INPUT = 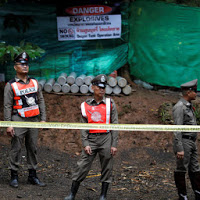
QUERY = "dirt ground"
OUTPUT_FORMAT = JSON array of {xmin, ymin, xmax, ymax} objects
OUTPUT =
[{"xmin": 0, "ymin": 82, "xmax": 200, "ymax": 200}]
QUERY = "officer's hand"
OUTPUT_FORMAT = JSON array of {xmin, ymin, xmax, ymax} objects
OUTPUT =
[
  {"xmin": 111, "ymin": 147, "xmax": 117, "ymax": 156},
  {"xmin": 7, "ymin": 127, "xmax": 15, "ymax": 137},
  {"xmin": 84, "ymin": 146, "xmax": 92, "ymax": 155},
  {"xmin": 177, "ymin": 151, "xmax": 184, "ymax": 159}
]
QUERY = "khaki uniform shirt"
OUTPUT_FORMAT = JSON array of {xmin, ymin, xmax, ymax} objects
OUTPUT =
[
  {"xmin": 81, "ymin": 97, "xmax": 118, "ymax": 148},
  {"xmin": 4, "ymin": 76, "xmax": 46, "ymax": 121},
  {"xmin": 173, "ymin": 98, "xmax": 197, "ymax": 152}
]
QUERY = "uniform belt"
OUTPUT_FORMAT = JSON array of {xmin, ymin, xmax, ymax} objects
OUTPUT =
[
  {"xmin": 89, "ymin": 132, "xmax": 109, "ymax": 136},
  {"xmin": 182, "ymin": 135, "xmax": 196, "ymax": 141}
]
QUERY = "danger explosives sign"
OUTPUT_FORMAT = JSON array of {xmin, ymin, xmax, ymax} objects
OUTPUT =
[
  {"xmin": 65, "ymin": 5, "xmax": 112, "ymax": 16},
  {"xmin": 57, "ymin": 3, "xmax": 121, "ymax": 41}
]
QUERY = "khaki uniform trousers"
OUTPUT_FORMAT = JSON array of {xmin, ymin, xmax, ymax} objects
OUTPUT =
[
  {"xmin": 9, "ymin": 114, "xmax": 39, "ymax": 171},
  {"xmin": 72, "ymin": 133, "xmax": 113, "ymax": 183},
  {"xmin": 175, "ymin": 138, "xmax": 200, "ymax": 173}
]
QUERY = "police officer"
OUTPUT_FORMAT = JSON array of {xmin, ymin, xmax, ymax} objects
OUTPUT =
[
  {"xmin": 173, "ymin": 79, "xmax": 200, "ymax": 200},
  {"xmin": 64, "ymin": 74, "xmax": 118, "ymax": 200},
  {"xmin": 4, "ymin": 52, "xmax": 46, "ymax": 188}
]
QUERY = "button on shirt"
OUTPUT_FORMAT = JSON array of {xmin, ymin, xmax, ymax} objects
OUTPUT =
[{"xmin": 81, "ymin": 97, "xmax": 118, "ymax": 148}]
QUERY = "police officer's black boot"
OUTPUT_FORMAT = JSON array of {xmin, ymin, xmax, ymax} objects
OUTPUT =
[
  {"xmin": 27, "ymin": 169, "xmax": 46, "ymax": 187},
  {"xmin": 99, "ymin": 182, "xmax": 109, "ymax": 200},
  {"xmin": 10, "ymin": 170, "xmax": 18, "ymax": 188},
  {"xmin": 174, "ymin": 172, "xmax": 188, "ymax": 200},
  {"xmin": 64, "ymin": 181, "xmax": 80, "ymax": 200},
  {"xmin": 189, "ymin": 171, "xmax": 200, "ymax": 200}
]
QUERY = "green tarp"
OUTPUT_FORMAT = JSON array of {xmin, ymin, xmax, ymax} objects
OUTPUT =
[
  {"xmin": 2, "ymin": 0, "xmax": 200, "ymax": 88},
  {"xmin": 0, "ymin": 1, "xmax": 129, "ymax": 81},
  {"xmin": 129, "ymin": 0, "xmax": 200, "ymax": 88}
]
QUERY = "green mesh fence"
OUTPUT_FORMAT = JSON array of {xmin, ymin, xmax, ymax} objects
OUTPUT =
[
  {"xmin": 2, "ymin": 0, "xmax": 200, "ymax": 87},
  {"xmin": 129, "ymin": 0, "xmax": 200, "ymax": 88},
  {"xmin": 0, "ymin": 1, "xmax": 129, "ymax": 81}
]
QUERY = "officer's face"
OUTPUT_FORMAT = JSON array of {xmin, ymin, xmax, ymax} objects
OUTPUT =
[
  {"xmin": 92, "ymin": 85, "xmax": 105, "ymax": 98},
  {"xmin": 14, "ymin": 63, "xmax": 29, "ymax": 74},
  {"xmin": 188, "ymin": 90, "xmax": 197, "ymax": 101}
]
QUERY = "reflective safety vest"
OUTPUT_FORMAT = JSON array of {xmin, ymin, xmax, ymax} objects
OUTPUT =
[
  {"xmin": 81, "ymin": 98, "xmax": 111, "ymax": 133},
  {"xmin": 10, "ymin": 78, "xmax": 40, "ymax": 118}
]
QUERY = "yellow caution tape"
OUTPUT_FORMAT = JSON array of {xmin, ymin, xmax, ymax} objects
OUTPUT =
[
  {"xmin": 86, "ymin": 173, "xmax": 101, "ymax": 178},
  {"xmin": 0, "ymin": 121, "xmax": 200, "ymax": 132}
]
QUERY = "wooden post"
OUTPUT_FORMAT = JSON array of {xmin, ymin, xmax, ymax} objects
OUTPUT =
[{"xmin": 44, "ymin": 78, "xmax": 55, "ymax": 93}]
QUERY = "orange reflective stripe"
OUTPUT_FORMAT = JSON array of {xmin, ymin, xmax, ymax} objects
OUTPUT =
[
  {"xmin": 14, "ymin": 96, "xmax": 20, "ymax": 100},
  {"xmin": 89, "ymin": 129, "xmax": 107, "ymax": 133},
  {"xmin": 24, "ymin": 109, "xmax": 40, "ymax": 118},
  {"xmin": 13, "ymin": 105, "xmax": 22, "ymax": 109}
]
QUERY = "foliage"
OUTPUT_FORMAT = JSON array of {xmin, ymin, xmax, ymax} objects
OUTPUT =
[
  {"xmin": 158, "ymin": 102, "xmax": 200, "ymax": 125},
  {"xmin": 3, "ymin": 14, "xmax": 35, "ymax": 33},
  {"xmin": 193, "ymin": 103, "xmax": 200, "ymax": 125},
  {"xmin": 0, "ymin": 0, "xmax": 7, "ymax": 6},
  {"xmin": 158, "ymin": 102, "xmax": 174, "ymax": 124},
  {"xmin": 0, "ymin": 40, "xmax": 45, "ymax": 65}
]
